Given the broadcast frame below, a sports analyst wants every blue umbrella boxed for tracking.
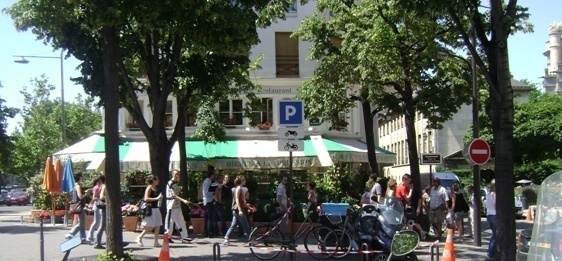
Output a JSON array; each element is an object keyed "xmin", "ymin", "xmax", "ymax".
[{"xmin": 61, "ymin": 158, "xmax": 76, "ymax": 193}]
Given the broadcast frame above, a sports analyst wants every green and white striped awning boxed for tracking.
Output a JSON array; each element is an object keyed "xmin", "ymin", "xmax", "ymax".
[{"xmin": 53, "ymin": 134, "xmax": 396, "ymax": 171}]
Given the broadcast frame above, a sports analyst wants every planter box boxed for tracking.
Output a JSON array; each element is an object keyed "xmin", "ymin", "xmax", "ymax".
[
  {"xmin": 123, "ymin": 216, "xmax": 139, "ymax": 232},
  {"xmin": 190, "ymin": 218, "xmax": 205, "ymax": 235}
]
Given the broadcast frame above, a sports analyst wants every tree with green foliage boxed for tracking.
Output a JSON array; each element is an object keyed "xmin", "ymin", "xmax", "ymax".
[
  {"xmin": 406, "ymin": 0, "xmax": 532, "ymax": 258},
  {"xmin": 5, "ymin": 0, "xmax": 297, "ymax": 256},
  {"xmin": 0, "ymin": 81, "xmax": 19, "ymax": 177},
  {"xmin": 6, "ymin": 75, "xmax": 101, "ymax": 181},
  {"xmin": 294, "ymin": 0, "xmax": 472, "ymax": 190}
]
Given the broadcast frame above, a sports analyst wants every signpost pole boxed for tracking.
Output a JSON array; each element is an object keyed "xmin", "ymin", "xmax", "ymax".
[
  {"xmin": 471, "ymin": 26, "xmax": 482, "ymax": 247},
  {"xmin": 289, "ymin": 151, "xmax": 295, "ymax": 260}
]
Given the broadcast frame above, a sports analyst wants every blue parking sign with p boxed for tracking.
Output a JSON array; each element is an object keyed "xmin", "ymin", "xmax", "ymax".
[{"xmin": 279, "ymin": 100, "xmax": 304, "ymax": 126}]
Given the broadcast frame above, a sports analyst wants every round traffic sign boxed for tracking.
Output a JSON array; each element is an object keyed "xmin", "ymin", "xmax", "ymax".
[{"xmin": 468, "ymin": 139, "xmax": 490, "ymax": 165}]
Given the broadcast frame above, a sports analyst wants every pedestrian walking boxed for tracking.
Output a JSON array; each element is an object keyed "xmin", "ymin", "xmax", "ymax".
[
  {"xmin": 92, "ymin": 176, "xmax": 106, "ymax": 249},
  {"xmin": 466, "ymin": 185, "xmax": 475, "ymax": 238},
  {"xmin": 276, "ymin": 175, "xmax": 288, "ymax": 234},
  {"xmin": 86, "ymin": 176, "xmax": 102, "ymax": 242},
  {"xmin": 368, "ymin": 173, "xmax": 382, "ymax": 203},
  {"xmin": 307, "ymin": 182, "xmax": 318, "ymax": 222},
  {"xmin": 165, "ymin": 170, "xmax": 192, "ymax": 243},
  {"xmin": 486, "ymin": 180, "xmax": 497, "ymax": 259},
  {"xmin": 213, "ymin": 174, "xmax": 227, "ymax": 235},
  {"xmin": 452, "ymin": 183, "xmax": 469, "ymax": 242},
  {"xmin": 136, "ymin": 175, "xmax": 163, "ymax": 247},
  {"xmin": 386, "ymin": 178, "xmax": 397, "ymax": 198},
  {"xmin": 429, "ymin": 177, "xmax": 448, "ymax": 240},
  {"xmin": 65, "ymin": 172, "xmax": 91, "ymax": 243},
  {"xmin": 202, "ymin": 172, "xmax": 216, "ymax": 237},
  {"xmin": 224, "ymin": 176, "xmax": 252, "ymax": 246},
  {"xmin": 231, "ymin": 181, "xmax": 249, "ymax": 237}
]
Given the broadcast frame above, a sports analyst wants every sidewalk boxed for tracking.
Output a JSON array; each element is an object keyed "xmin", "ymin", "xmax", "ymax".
[{"xmin": 0, "ymin": 216, "xmax": 494, "ymax": 261}]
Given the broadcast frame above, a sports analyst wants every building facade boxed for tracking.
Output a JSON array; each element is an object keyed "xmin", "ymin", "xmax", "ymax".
[{"xmin": 543, "ymin": 22, "xmax": 562, "ymax": 94}]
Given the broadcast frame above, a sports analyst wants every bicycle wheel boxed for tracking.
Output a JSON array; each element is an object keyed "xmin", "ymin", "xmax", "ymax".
[
  {"xmin": 249, "ymin": 224, "xmax": 285, "ymax": 260},
  {"xmin": 332, "ymin": 228, "xmax": 353, "ymax": 259},
  {"xmin": 304, "ymin": 226, "xmax": 338, "ymax": 260}
]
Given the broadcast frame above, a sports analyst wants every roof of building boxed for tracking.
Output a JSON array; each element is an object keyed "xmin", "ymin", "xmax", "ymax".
[{"xmin": 511, "ymin": 79, "xmax": 533, "ymax": 90}]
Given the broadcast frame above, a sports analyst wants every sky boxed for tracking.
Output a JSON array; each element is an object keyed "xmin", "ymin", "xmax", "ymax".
[{"xmin": 0, "ymin": 0, "xmax": 560, "ymax": 135}]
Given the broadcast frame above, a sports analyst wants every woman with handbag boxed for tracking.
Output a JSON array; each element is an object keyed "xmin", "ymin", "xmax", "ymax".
[
  {"xmin": 136, "ymin": 175, "xmax": 164, "ymax": 247},
  {"xmin": 87, "ymin": 176, "xmax": 103, "ymax": 242},
  {"xmin": 92, "ymin": 175, "xmax": 106, "ymax": 249},
  {"xmin": 65, "ymin": 172, "xmax": 90, "ymax": 242}
]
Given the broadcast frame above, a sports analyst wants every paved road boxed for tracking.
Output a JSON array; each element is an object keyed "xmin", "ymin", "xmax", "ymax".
[{"xmin": 0, "ymin": 208, "xmax": 529, "ymax": 261}]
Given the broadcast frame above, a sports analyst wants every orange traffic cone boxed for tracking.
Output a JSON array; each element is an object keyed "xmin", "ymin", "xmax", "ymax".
[
  {"xmin": 159, "ymin": 234, "xmax": 171, "ymax": 261},
  {"xmin": 442, "ymin": 228, "xmax": 456, "ymax": 261}
]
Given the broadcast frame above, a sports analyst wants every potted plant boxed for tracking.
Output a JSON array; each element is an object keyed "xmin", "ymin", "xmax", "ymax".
[
  {"xmin": 189, "ymin": 205, "xmax": 206, "ymax": 234},
  {"xmin": 257, "ymin": 121, "xmax": 272, "ymax": 130},
  {"xmin": 122, "ymin": 203, "xmax": 140, "ymax": 231}
]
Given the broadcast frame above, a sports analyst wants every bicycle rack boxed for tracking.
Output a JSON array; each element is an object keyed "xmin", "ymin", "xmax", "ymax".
[
  {"xmin": 213, "ymin": 242, "xmax": 221, "ymax": 261},
  {"xmin": 429, "ymin": 241, "xmax": 440, "ymax": 261},
  {"xmin": 360, "ymin": 243, "xmax": 369, "ymax": 261}
]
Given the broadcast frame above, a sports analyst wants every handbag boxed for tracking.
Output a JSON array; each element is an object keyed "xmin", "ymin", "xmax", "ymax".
[
  {"xmin": 96, "ymin": 200, "xmax": 106, "ymax": 209},
  {"xmin": 138, "ymin": 200, "xmax": 152, "ymax": 217},
  {"xmin": 69, "ymin": 201, "xmax": 83, "ymax": 214}
]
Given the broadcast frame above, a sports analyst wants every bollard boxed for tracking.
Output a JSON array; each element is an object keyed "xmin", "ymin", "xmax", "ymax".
[
  {"xmin": 213, "ymin": 242, "xmax": 221, "ymax": 261},
  {"xmin": 360, "ymin": 243, "xmax": 369, "ymax": 261},
  {"xmin": 40, "ymin": 219, "xmax": 44, "ymax": 261},
  {"xmin": 429, "ymin": 241, "xmax": 440, "ymax": 261},
  {"xmin": 21, "ymin": 215, "xmax": 24, "ymax": 224}
]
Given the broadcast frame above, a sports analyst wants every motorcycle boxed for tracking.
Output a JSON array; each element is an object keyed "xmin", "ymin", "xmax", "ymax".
[{"xmin": 358, "ymin": 197, "xmax": 419, "ymax": 260}]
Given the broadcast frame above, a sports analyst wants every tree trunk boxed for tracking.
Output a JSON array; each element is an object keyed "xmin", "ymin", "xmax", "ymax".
[
  {"xmin": 101, "ymin": 18, "xmax": 124, "ymax": 256},
  {"xmin": 361, "ymin": 99, "xmax": 379, "ymax": 175},
  {"xmin": 148, "ymin": 131, "xmax": 173, "ymax": 217},
  {"xmin": 403, "ymin": 87, "xmax": 421, "ymax": 192},
  {"xmin": 488, "ymin": 2, "xmax": 516, "ymax": 258},
  {"xmin": 177, "ymin": 99, "xmax": 190, "ymax": 219}
]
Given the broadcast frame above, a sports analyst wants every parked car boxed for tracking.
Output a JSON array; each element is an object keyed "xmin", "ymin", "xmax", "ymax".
[
  {"xmin": 0, "ymin": 194, "xmax": 6, "ymax": 205},
  {"xmin": 6, "ymin": 192, "xmax": 30, "ymax": 206}
]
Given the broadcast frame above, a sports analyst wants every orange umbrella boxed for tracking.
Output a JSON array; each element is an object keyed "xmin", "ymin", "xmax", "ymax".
[
  {"xmin": 42, "ymin": 157, "xmax": 60, "ymax": 192},
  {"xmin": 42, "ymin": 157, "xmax": 60, "ymax": 225},
  {"xmin": 54, "ymin": 158, "xmax": 63, "ymax": 189}
]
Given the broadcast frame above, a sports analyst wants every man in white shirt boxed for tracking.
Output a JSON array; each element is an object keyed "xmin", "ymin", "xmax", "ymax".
[
  {"xmin": 429, "ymin": 177, "xmax": 449, "ymax": 239},
  {"xmin": 201, "ymin": 172, "xmax": 215, "ymax": 237},
  {"xmin": 276, "ymin": 176, "xmax": 288, "ymax": 233},
  {"xmin": 368, "ymin": 173, "xmax": 382, "ymax": 203},
  {"xmin": 165, "ymin": 170, "xmax": 192, "ymax": 243}
]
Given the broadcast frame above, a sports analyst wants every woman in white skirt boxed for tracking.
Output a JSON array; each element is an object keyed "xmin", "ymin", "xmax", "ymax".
[{"xmin": 136, "ymin": 175, "xmax": 163, "ymax": 247}]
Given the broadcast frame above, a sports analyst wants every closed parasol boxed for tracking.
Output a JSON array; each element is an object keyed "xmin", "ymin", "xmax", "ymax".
[
  {"xmin": 42, "ymin": 157, "xmax": 60, "ymax": 225},
  {"xmin": 61, "ymin": 158, "xmax": 76, "ymax": 193}
]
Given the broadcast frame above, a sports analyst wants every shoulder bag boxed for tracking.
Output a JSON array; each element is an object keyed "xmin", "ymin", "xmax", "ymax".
[
  {"xmin": 68, "ymin": 189, "xmax": 83, "ymax": 214},
  {"xmin": 138, "ymin": 200, "xmax": 152, "ymax": 217}
]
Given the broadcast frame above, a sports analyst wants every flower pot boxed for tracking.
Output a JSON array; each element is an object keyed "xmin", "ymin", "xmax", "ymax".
[
  {"xmin": 190, "ymin": 218, "xmax": 205, "ymax": 234},
  {"xmin": 123, "ymin": 216, "xmax": 139, "ymax": 232},
  {"xmin": 84, "ymin": 215, "xmax": 94, "ymax": 228}
]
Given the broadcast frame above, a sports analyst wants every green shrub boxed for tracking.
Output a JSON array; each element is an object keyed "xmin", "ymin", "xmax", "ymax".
[
  {"xmin": 95, "ymin": 250, "xmax": 135, "ymax": 261},
  {"xmin": 522, "ymin": 186, "xmax": 539, "ymax": 206}
]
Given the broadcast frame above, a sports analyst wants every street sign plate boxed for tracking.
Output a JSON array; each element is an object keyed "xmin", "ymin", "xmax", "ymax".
[
  {"xmin": 278, "ymin": 100, "xmax": 304, "ymax": 126},
  {"xmin": 467, "ymin": 138, "xmax": 491, "ymax": 165},
  {"xmin": 278, "ymin": 126, "xmax": 305, "ymax": 139},
  {"xmin": 420, "ymin": 153, "xmax": 441, "ymax": 164},
  {"xmin": 278, "ymin": 140, "xmax": 304, "ymax": 152}
]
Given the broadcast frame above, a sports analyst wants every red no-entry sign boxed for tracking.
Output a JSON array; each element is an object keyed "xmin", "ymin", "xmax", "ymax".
[{"xmin": 468, "ymin": 139, "xmax": 491, "ymax": 165}]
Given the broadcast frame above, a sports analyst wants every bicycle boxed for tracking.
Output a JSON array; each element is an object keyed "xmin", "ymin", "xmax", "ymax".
[{"xmin": 249, "ymin": 203, "xmax": 339, "ymax": 260}]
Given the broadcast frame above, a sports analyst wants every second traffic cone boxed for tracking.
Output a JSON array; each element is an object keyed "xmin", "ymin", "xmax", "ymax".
[
  {"xmin": 159, "ymin": 234, "xmax": 171, "ymax": 261},
  {"xmin": 442, "ymin": 228, "xmax": 456, "ymax": 261}
]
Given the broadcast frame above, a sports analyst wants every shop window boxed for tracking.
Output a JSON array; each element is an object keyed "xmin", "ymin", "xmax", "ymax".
[
  {"xmin": 276, "ymin": 32, "xmax": 299, "ymax": 77},
  {"xmin": 251, "ymin": 98, "xmax": 274, "ymax": 125},
  {"xmin": 165, "ymin": 100, "xmax": 173, "ymax": 127},
  {"xmin": 126, "ymin": 100, "xmax": 143, "ymax": 129},
  {"xmin": 220, "ymin": 99, "xmax": 243, "ymax": 125}
]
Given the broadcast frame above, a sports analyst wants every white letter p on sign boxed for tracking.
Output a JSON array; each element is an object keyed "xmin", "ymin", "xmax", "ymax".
[{"xmin": 285, "ymin": 106, "xmax": 296, "ymax": 121}]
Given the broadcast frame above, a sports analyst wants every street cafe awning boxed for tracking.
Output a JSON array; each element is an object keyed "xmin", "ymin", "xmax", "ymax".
[
  {"xmin": 53, "ymin": 134, "xmax": 397, "ymax": 171},
  {"xmin": 323, "ymin": 138, "xmax": 397, "ymax": 164}
]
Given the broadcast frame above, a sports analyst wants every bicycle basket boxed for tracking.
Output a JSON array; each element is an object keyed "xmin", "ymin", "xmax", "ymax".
[{"xmin": 326, "ymin": 214, "xmax": 342, "ymax": 225}]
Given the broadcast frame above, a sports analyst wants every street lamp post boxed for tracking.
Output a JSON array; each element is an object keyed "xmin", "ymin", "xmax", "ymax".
[{"xmin": 14, "ymin": 50, "xmax": 66, "ymax": 147}]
